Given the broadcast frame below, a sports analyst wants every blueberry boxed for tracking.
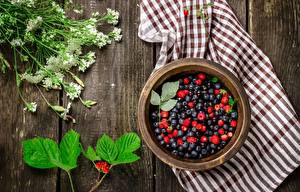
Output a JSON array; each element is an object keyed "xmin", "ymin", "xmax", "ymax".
[
  {"xmin": 213, "ymin": 99, "xmax": 219, "ymax": 104},
  {"xmin": 161, "ymin": 128, "xmax": 167, "ymax": 134},
  {"xmin": 189, "ymin": 143, "xmax": 196, "ymax": 149},
  {"xmin": 184, "ymin": 85, "xmax": 189, "ymax": 89},
  {"xmin": 198, "ymin": 154, "xmax": 203, "ymax": 159},
  {"xmin": 189, "ymin": 84, "xmax": 194, "ymax": 90},
  {"xmin": 203, "ymin": 94, "xmax": 209, "ymax": 100},
  {"xmin": 188, "ymin": 91, "xmax": 193, "ymax": 96},
  {"xmin": 157, "ymin": 135, "xmax": 163, "ymax": 141},
  {"xmin": 221, "ymin": 141, "xmax": 227, "ymax": 147},
  {"xmin": 182, "ymin": 142, "xmax": 189, "ymax": 149},
  {"xmin": 179, "ymin": 118, "xmax": 184, "ymax": 125},
  {"xmin": 160, "ymin": 140, "xmax": 165, "ymax": 145},
  {"xmin": 196, "ymin": 146, "xmax": 202, "ymax": 152},
  {"xmin": 182, "ymin": 136, "xmax": 187, "ymax": 141},
  {"xmin": 186, "ymin": 109, "xmax": 192, "ymax": 115},
  {"xmin": 208, "ymin": 88, "xmax": 214, "ymax": 94},
  {"xmin": 191, "ymin": 151, "xmax": 198, "ymax": 158},
  {"xmin": 184, "ymin": 153, "xmax": 191, "ymax": 158},
  {"xmin": 210, "ymin": 149, "xmax": 216, "ymax": 154},
  {"xmin": 213, "ymin": 131, "xmax": 218, "ymax": 135},
  {"xmin": 154, "ymin": 128, "xmax": 161, "ymax": 134},
  {"xmin": 192, "ymin": 95, "xmax": 199, "ymax": 100},
  {"xmin": 191, "ymin": 127, "xmax": 197, "ymax": 132},
  {"xmin": 172, "ymin": 150, "xmax": 178, "ymax": 156},
  {"xmin": 182, "ymin": 101, "xmax": 187, "ymax": 106},
  {"xmin": 217, "ymin": 146, "xmax": 222, "ymax": 150},
  {"xmin": 185, "ymin": 96, "xmax": 191, "ymax": 102},
  {"xmin": 178, "ymin": 152, "xmax": 184, "ymax": 157},
  {"xmin": 200, "ymin": 143, "xmax": 207, "ymax": 148},
  {"xmin": 213, "ymin": 125, "xmax": 219, "ymax": 131},
  {"xmin": 151, "ymin": 111, "xmax": 158, "ymax": 119},
  {"xmin": 171, "ymin": 142, "xmax": 177, "ymax": 149},
  {"xmin": 177, "ymin": 130, "xmax": 183, "ymax": 137},
  {"xmin": 209, "ymin": 94, "xmax": 215, "ymax": 101},
  {"xmin": 165, "ymin": 144, "xmax": 170, "ymax": 148},
  {"xmin": 171, "ymin": 108, "xmax": 179, "ymax": 113},
  {"xmin": 216, "ymin": 94, "xmax": 222, "ymax": 100},
  {"xmin": 196, "ymin": 103, "xmax": 203, "ymax": 110},
  {"xmin": 201, "ymin": 149, "xmax": 207, "ymax": 155},
  {"xmin": 170, "ymin": 112, "xmax": 177, "ymax": 118},
  {"xmin": 222, "ymin": 116, "xmax": 229, "ymax": 122},
  {"xmin": 218, "ymin": 108, "xmax": 224, "ymax": 115},
  {"xmin": 228, "ymin": 127, "xmax": 234, "ymax": 132},
  {"xmin": 179, "ymin": 85, "xmax": 184, "ymax": 89},
  {"xmin": 208, "ymin": 130, "xmax": 213, "ymax": 136},
  {"xmin": 215, "ymin": 83, "xmax": 221, "ymax": 89},
  {"xmin": 187, "ymin": 131, "xmax": 194, "ymax": 137},
  {"xmin": 171, "ymin": 119, "xmax": 178, "ymax": 126},
  {"xmin": 176, "ymin": 102, "xmax": 182, "ymax": 109},
  {"xmin": 210, "ymin": 144, "xmax": 216, "ymax": 149},
  {"xmin": 178, "ymin": 146, "xmax": 184, "ymax": 151},
  {"xmin": 207, "ymin": 119, "xmax": 212, "ymax": 126},
  {"xmin": 223, "ymin": 124, "xmax": 229, "ymax": 130},
  {"xmin": 180, "ymin": 113, "xmax": 186, "ymax": 119},
  {"xmin": 153, "ymin": 122, "xmax": 159, "ymax": 127},
  {"xmin": 170, "ymin": 138, "xmax": 175, "ymax": 143},
  {"xmin": 231, "ymin": 111, "xmax": 238, "ymax": 119},
  {"xmin": 202, "ymin": 85, "xmax": 208, "ymax": 91}
]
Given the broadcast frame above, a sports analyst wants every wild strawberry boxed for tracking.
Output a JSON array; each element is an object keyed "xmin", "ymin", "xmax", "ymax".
[
  {"xmin": 197, "ymin": 73, "xmax": 206, "ymax": 80},
  {"xmin": 214, "ymin": 89, "xmax": 220, "ymax": 95},
  {"xmin": 201, "ymin": 125, "xmax": 207, "ymax": 132},
  {"xmin": 221, "ymin": 96, "xmax": 229, "ymax": 104},
  {"xmin": 95, "ymin": 161, "xmax": 110, "ymax": 173},
  {"xmin": 177, "ymin": 90, "xmax": 186, "ymax": 98},
  {"xmin": 102, "ymin": 166, "xmax": 109, "ymax": 174},
  {"xmin": 183, "ymin": 118, "xmax": 191, "ymax": 127},
  {"xmin": 181, "ymin": 125, "xmax": 188, "ymax": 132},
  {"xmin": 230, "ymin": 120, "xmax": 237, "ymax": 127},
  {"xmin": 177, "ymin": 138, "xmax": 183, "ymax": 145},
  {"xmin": 210, "ymin": 135, "xmax": 220, "ymax": 145},
  {"xmin": 192, "ymin": 120, "xmax": 198, "ymax": 127},
  {"xmin": 214, "ymin": 104, "xmax": 220, "ymax": 111},
  {"xmin": 187, "ymin": 136, "xmax": 197, "ymax": 143},
  {"xmin": 227, "ymin": 132, "xmax": 233, "ymax": 138},
  {"xmin": 168, "ymin": 133, "xmax": 174, "ymax": 138},
  {"xmin": 164, "ymin": 136, "xmax": 170, "ymax": 143},
  {"xmin": 160, "ymin": 111, "xmax": 169, "ymax": 118},
  {"xmin": 172, "ymin": 129, "xmax": 178, "ymax": 137},
  {"xmin": 207, "ymin": 106, "xmax": 213, "ymax": 114},
  {"xmin": 218, "ymin": 119, "xmax": 224, "ymax": 127},
  {"xmin": 209, "ymin": 112, "xmax": 214, "ymax": 118},
  {"xmin": 188, "ymin": 101, "xmax": 195, "ymax": 108},
  {"xmin": 166, "ymin": 126, "xmax": 173, "ymax": 133},
  {"xmin": 195, "ymin": 79, "xmax": 202, "ymax": 85},
  {"xmin": 196, "ymin": 124, "xmax": 202, "ymax": 130},
  {"xmin": 183, "ymin": 9, "xmax": 189, "ymax": 16},
  {"xmin": 183, "ymin": 78, "xmax": 190, "ymax": 84},
  {"xmin": 219, "ymin": 103, "xmax": 224, "ymax": 108},
  {"xmin": 159, "ymin": 119, "xmax": 168, "ymax": 129},
  {"xmin": 200, "ymin": 136, "xmax": 208, "ymax": 143},
  {"xmin": 183, "ymin": 90, "xmax": 189, "ymax": 95},
  {"xmin": 221, "ymin": 134, "xmax": 228, "ymax": 141},
  {"xmin": 197, "ymin": 112, "xmax": 206, "ymax": 121},
  {"xmin": 223, "ymin": 105, "xmax": 231, "ymax": 113},
  {"xmin": 218, "ymin": 128, "xmax": 225, "ymax": 135}
]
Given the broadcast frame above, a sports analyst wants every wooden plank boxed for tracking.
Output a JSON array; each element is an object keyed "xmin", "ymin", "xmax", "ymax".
[
  {"xmin": 0, "ymin": 47, "xmax": 59, "ymax": 191},
  {"xmin": 154, "ymin": 1, "xmax": 247, "ymax": 192},
  {"xmin": 60, "ymin": 0, "xmax": 154, "ymax": 191},
  {"xmin": 248, "ymin": 0, "xmax": 300, "ymax": 191}
]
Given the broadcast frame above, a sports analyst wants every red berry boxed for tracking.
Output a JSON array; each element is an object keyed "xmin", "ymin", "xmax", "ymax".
[
  {"xmin": 183, "ymin": 9, "xmax": 189, "ymax": 16},
  {"xmin": 177, "ymin": 90, "xmax": 186, "ymax": 98},
  {"xmin": 183, "ymin": 78, "xmax": 190, "ymax": 84},
  {"xmin": 230, "ymin": 120, "xmax": 237, "ymax": 127},
  {"xmin": 187, "ymin": 136, "xmax": 197, "ymax": 143},
  {"xmin": 218, "ymin": 119, "xmax": 224, "ymax": 127},
  {"xmin": 188, "ymin": 101, "xmax": 195, "ymax": 108},
  {"xmin": 221, "ymin": 134, "xmax": 228, "ymax": 141},
  {"xmin": 214, "ymin": 89, "xmax": 220, "ymax": 95},
  {"xmin": 102, "ymin": 166, "xmax": 109, "ymax": 173},
  {"xmin": 173, "ymin": 129, "xmax": 178, "ymax": 137},
  {"xmin": 221, "ymin": 96, "xmax": 229, "ymax": 104},
  {"xmin": 160, "ymin": 111, "xmax": 169, "ymax": 118},
  {"xmin": 168, "ymin": 133, "xmax": 174, "ymax": 138},
  {"xmin": 183, "ymin": 118, "xmax": 191, "ymax": 127},
  {"xmin": 197, "ymin": 112, "xmax": 206, "ymax": 121},
  {"xmin": 197, "ymin": 73, "xmax": 206, "ymax": 80},
  {"xmin": 201, "ymin": 125, "xmax": 207, "ymax": 132},
  {"xmin": 210, "ymin": 135, "xmax": 220, "ymax": 145},
  {"xmin": 228, "ymin": 132, "xmax": 233, "ymax": 138},
  {"xmin": 224, "ymin": 105, "xmax": 231, "ymax": 113},
  {"xmin": 195, "ymin": 79, "xmax": 202, "ymax": 85},
  {"xmin": 192, "ymin": 120, "xmax": 198, "ymax": 127},
  {"xmin": 177, "ymin": 138, "xmax": 183, "ymax": 145},
  {"xmin": 181, "ymin": 125, "xmax": 188, "ymax": 132},
  {"xmin": 218, "ymin": 128, "xmax": 225, "ymax": 135},
  {"xmin": 183, "ymin": 90, "xmax": 189, "ymax": 95},
  {"xmin": 200, "ymin": 136, "xmax": 208, "ymax": 143},
  {"xmin": 207, "ymin": 106, "xmax": 213, "ymax": 114},
  {"xmin": 159, "ymin": 119, "xmax": 168, "ymax": 129},
  {"xmin": 196, "ymin": 124, "xmax": 202, "ymax": 130},
  {"xmin": 166, "ymin": 126, "xmax": 173, "ymax": 133},
  {"xmin": 214, "ymin": 104, "xmax": 220, "ymax": 111},
  {"xmin": 209, "ymin": 112, "xmax": 215, "ymax": 118},
  {"xmin": 164, "ymin": 136, "xmax": 170, "ymax": 143}
]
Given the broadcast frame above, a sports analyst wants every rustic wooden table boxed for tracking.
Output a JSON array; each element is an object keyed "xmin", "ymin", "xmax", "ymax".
[{"xmin": 0, "ymin": 0, "xmax": 299, "ymax": 191}]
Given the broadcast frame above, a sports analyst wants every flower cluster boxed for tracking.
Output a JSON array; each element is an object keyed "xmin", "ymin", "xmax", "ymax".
[{"xmin": 0, "ymin": 0, "xmax": 121, "ymax": 121}]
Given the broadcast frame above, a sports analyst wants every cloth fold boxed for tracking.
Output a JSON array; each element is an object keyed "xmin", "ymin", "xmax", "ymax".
[{"xmin": 139, "ymin": 0, "xmax": 300, "ymax": 191}]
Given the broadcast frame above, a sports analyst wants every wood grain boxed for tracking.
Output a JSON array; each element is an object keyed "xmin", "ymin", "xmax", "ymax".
[
  {"xmin": 0, "ymin": 48, "xmax": 59, "ymax": 191},
  {"xmin": 248, "ymin": 0, "xmax": 300, "ymax": 191},
  {"xmin": 60, "ymin": 0, "xmax": 154, "ymax": 191}
]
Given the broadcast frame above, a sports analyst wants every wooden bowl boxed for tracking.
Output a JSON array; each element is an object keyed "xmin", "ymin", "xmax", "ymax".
[{"xmin": 138, "ymin": 58, "xmax": 251, "ymax": 171}]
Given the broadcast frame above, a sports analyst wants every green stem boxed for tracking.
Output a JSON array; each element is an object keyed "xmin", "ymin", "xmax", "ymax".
[{"xmin": 67, "ymin": 171, "xmax": 75, "ymax": 192}]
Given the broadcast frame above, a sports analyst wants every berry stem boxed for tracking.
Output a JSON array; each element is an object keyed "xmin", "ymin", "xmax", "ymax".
[
  {"xmin": 88, "ymin": 165, "xmax": 113, "ymax": 192},
  {"xmin": 67, "ymin": 171, "xmax": 75, "ymax": 192}
]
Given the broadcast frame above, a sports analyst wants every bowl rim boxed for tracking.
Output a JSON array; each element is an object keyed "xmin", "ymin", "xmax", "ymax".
[{"xmin": 138, "ymin": 58, "xmax": 251, "ymax": 171}]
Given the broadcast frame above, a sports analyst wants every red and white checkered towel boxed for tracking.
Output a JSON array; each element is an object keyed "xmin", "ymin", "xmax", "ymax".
[{"xmin": 138, "ymin": 0, "xmax": 300, "ymax": 191}]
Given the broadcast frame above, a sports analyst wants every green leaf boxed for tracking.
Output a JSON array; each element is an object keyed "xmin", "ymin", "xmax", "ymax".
[
  {"xmin": 72, "ymin": 75, "xmax": 85, "ymax": 87},
  {"xmin": 115, "ymin": 132, "xmax": 141, "ymax": 154},
  {"xmin": 229, "ymin": 98, "xmax": 236, "ymax": 106},
  {"xmin": 59, "ymin": 130, "xmax": 81, "ymax": 171},
  {"xmin": 161, "ymin": 81, "xmax": 179, "ymax": 102},
  {"xmin": 83, "ymin": 146, "xmax": 101, "ymax": 161},
  {"xmin": 22, "ymin": 138, "xmax": 61, "ymax": 169},
  {"xmin": 150, "ymin": 90, "xmax": 160, "ymax": 106},
  {"xmin": 51, "ymin": 105, "xmax": 65, "ymax": 112},
  {"xmin": 96, "ymin": 134, "xmax": 118, "ymax": 164},
  {"xmin": 82, "ymin": 100, "xmax": 97, "ymax": 108},
  {"xmin": 211, "ymin": 77, "xmax": 219, "ymax": 83},
  {"xmin": 113, "ymin": 152, "xmax": 140, "ymax": 165},
  {"xmin": 160, "ymin": 99, "xmax": 177, "ymax": 111}
]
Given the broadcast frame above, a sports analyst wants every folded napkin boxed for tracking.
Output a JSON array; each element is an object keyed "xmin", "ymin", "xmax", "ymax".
[{"xmin": 138, "ymin": 0, "xmax": 300, "ymax": 191}]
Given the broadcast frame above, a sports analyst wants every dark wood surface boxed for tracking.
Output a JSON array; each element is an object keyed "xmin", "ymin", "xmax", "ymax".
[{"xmin": 0, "ymin": 0, "xmax": 299, "ymax": 191}]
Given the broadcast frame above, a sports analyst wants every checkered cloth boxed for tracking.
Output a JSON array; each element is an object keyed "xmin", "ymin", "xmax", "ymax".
[{"xmin": 138, "ymin": 0, "xmax": 300, "ymax": 191}]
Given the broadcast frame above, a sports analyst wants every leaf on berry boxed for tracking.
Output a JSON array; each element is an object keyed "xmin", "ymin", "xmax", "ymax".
[
  {"xmin": 160, "ymin": 99, "xmax": 177, "ymax": 111},
  {"xmin": 161, "ymin": 81, "xmax": 179, "ymax": 102},
  {"xmin": 229, "ymin": 98, "xmax": 236, "ymax": 106},
  {"xmin": 96, "ymin": 134, "xmax": 118, "ymax": 164},
  {"xmin": 22, "ymin": 138, "xmax": 61, "ymax": 169},
  {"xmin": 211, "ymin": 77, "xmax": 218, "ymax": 83},
  {"xmin": 59, "ymin": 130, "xmax": 81, "ymax": 171},
  {"xmin": 150, "ymin": 90, "xmax": 160, "ymax": 106},
  {"xmin": 83, "ymin": 146, "xmax": 101, "ymax": 161},
  {"xmin": 113, "ymin": 152, "xmax": 140, "ymax": 165},
  {"xmin": 115, "ymin": 132, "xmax": 141, "ymax": 154}
]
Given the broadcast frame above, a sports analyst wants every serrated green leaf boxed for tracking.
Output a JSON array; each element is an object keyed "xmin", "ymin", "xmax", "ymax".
[
  {"xmin": 22, "ymin": 138, "xmax": 61, "ymax": 169},
  {"xmin": 150, "ymin": 90, "xmax": 160, "ymax": 106},
  {"xmin": 160, "ymin": 99, "xmax": 177, "ymax": 111},
  {"xmin": 83, "ymin": 146, "xmax": 101, "ymax": 161},
  {"xmin": 113, "ymin": 152, "xmax": 140, "ymax": 165},
  {"xmin": 161, "ymin": 81, "xmax": 179, "ymax": 102},
  {"xmin": 59, "ymin": 130, "xmax": 81, "ymax": 171},
  {"xmin": 115, "ymin": 132, "xmax": 141, "ymax": 154},
  {"xmin": 96, "ymin": 134, "xmax": 118, "ymax": 164}
]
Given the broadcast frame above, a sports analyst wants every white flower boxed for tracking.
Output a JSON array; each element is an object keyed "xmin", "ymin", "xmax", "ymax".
[
  {"xmin": 104, "ymin": 8, "xmax": 119, "ymax": 25},
  {"xmin": 10, "ymin": 0, "xmax": 36, "ymax": 7},
  {"xmin": 92, "ymin": 12, "xmax": 100, "ymax": 17},
  {"xmin": 109, "ymin": 28, "xmax": 122, "ymax": 42},
  {"xmin": 65, "ymin": 82, "xmax": 82, "ymax": 100},
  {"xmin": 26, "ymin": 16, "xmax": 43, "ymax": 32},
  {"xmin": 11, "ymin": 38, "xmax": 24, "ymax": 47},
  {"xmin": 20, "ymin": 72, "xmax": 44, "ymax": 84},
  {"xmin": 24, "ymin": 102, "xmax": 37, "ymax": 112},
  {"xmin": 79, "ymin": 51, "xmax": 96, "ymax": 72}
]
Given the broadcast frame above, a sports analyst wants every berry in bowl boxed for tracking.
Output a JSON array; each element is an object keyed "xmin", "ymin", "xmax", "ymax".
[{"xmin": 138, "ymin": 58, "xmax": 251, "ymax": 171}]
